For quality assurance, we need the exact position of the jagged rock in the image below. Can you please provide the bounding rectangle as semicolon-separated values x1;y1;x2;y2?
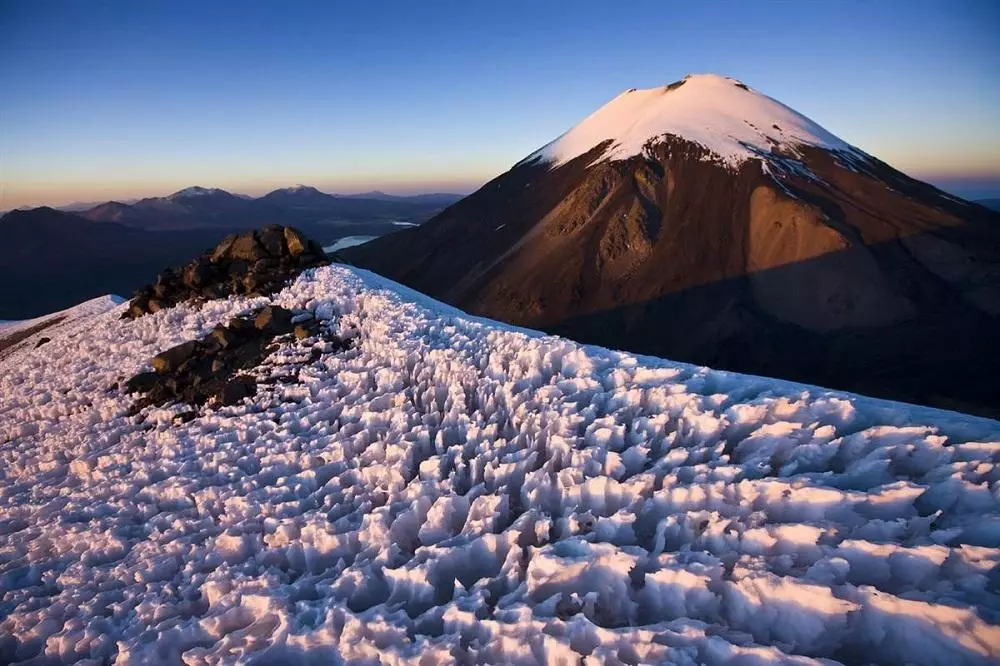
152;341;199;374
217;377;256;406
255;305;294;333
209;326;240;348
125;371;159;394
229;234;265;262
126;305;348;412
183;258;213;288
283;227;308;256
257;225;286;256
123;225;328;319
211;234;237;263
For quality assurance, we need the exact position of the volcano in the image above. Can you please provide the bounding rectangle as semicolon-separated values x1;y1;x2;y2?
345;74;1000;415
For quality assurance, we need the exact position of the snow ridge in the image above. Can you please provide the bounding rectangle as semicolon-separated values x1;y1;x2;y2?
0;266;998;665
527;73;857;169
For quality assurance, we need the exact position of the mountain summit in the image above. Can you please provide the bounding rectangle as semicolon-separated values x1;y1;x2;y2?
526;73;855;169
345;74;1000;414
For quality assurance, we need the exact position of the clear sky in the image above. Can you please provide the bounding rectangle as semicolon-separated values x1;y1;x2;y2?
1;0;998;208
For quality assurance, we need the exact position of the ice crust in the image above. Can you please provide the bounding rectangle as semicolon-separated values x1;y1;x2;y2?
0;265;998;665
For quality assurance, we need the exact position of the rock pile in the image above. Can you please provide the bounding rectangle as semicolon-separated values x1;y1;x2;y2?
123;225;328;319
124;304;348;411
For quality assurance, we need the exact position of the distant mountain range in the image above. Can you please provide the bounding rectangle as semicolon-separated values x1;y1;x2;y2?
346;74;1000;415
74;185;463;231
0;187;462;318
977;198;1000;212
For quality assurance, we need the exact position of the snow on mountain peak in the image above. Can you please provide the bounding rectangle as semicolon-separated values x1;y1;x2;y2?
528;73;855;168
169;186;225;199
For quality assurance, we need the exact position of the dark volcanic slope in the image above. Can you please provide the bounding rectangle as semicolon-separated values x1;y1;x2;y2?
345;78;1000;415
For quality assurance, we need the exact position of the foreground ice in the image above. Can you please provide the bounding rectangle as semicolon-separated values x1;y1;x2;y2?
0;265;998;665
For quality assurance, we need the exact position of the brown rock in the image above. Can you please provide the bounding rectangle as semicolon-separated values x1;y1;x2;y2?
217;377;256;406
257;226;286;256
229;233;265;262
124;226;328;319
125;371;159;393
211;234;238;262
183;258;213;288
254;305;293;333
306;240;327;262
152;340;199;374
283;227;308;256
210;326;239;348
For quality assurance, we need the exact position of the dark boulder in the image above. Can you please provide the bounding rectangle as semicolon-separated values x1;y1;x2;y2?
125;305;352;413
151;340;199;374
257;225;287;257
211;234;238;263
283;227;308;256
123;226;327;319
183;258;213;288
125;371;159;394
218;377;257;406
254;305;294;334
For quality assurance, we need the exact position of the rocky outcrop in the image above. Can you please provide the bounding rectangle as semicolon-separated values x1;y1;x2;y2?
125;304;349;411
123;225;327;319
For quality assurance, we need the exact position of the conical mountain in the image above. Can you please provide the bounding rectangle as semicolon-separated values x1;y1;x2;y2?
345;74;1000;414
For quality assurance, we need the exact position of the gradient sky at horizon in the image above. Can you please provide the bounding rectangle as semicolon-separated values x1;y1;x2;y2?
2;0;998;208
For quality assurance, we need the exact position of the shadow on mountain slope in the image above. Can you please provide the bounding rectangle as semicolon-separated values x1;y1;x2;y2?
545;233;1000;418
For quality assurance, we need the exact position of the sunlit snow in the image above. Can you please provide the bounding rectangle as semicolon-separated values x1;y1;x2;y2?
527;73;858;169
0;265;998;665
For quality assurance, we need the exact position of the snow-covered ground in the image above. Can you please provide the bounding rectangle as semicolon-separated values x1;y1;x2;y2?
527;73;859;169
0;295;125;358
0;265;998;665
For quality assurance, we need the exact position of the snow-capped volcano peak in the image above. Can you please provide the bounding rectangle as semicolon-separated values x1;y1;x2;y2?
168;186;227;199
528;73;855;168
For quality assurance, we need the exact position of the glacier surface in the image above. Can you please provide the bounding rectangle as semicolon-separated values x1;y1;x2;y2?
0;265;998;665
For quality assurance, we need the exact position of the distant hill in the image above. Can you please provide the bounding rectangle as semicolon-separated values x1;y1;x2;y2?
976;198;1000;212
342;191;465;205
1;185;458;318
0;207;232;319
77;185;457;231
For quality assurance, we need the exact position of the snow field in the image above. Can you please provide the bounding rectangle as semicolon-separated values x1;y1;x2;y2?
527;73;861;171
0;265;998;664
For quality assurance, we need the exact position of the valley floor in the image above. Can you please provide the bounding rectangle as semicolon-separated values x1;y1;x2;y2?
0;265;998;664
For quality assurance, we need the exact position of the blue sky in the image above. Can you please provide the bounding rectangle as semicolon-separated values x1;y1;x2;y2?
1;0;998;207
